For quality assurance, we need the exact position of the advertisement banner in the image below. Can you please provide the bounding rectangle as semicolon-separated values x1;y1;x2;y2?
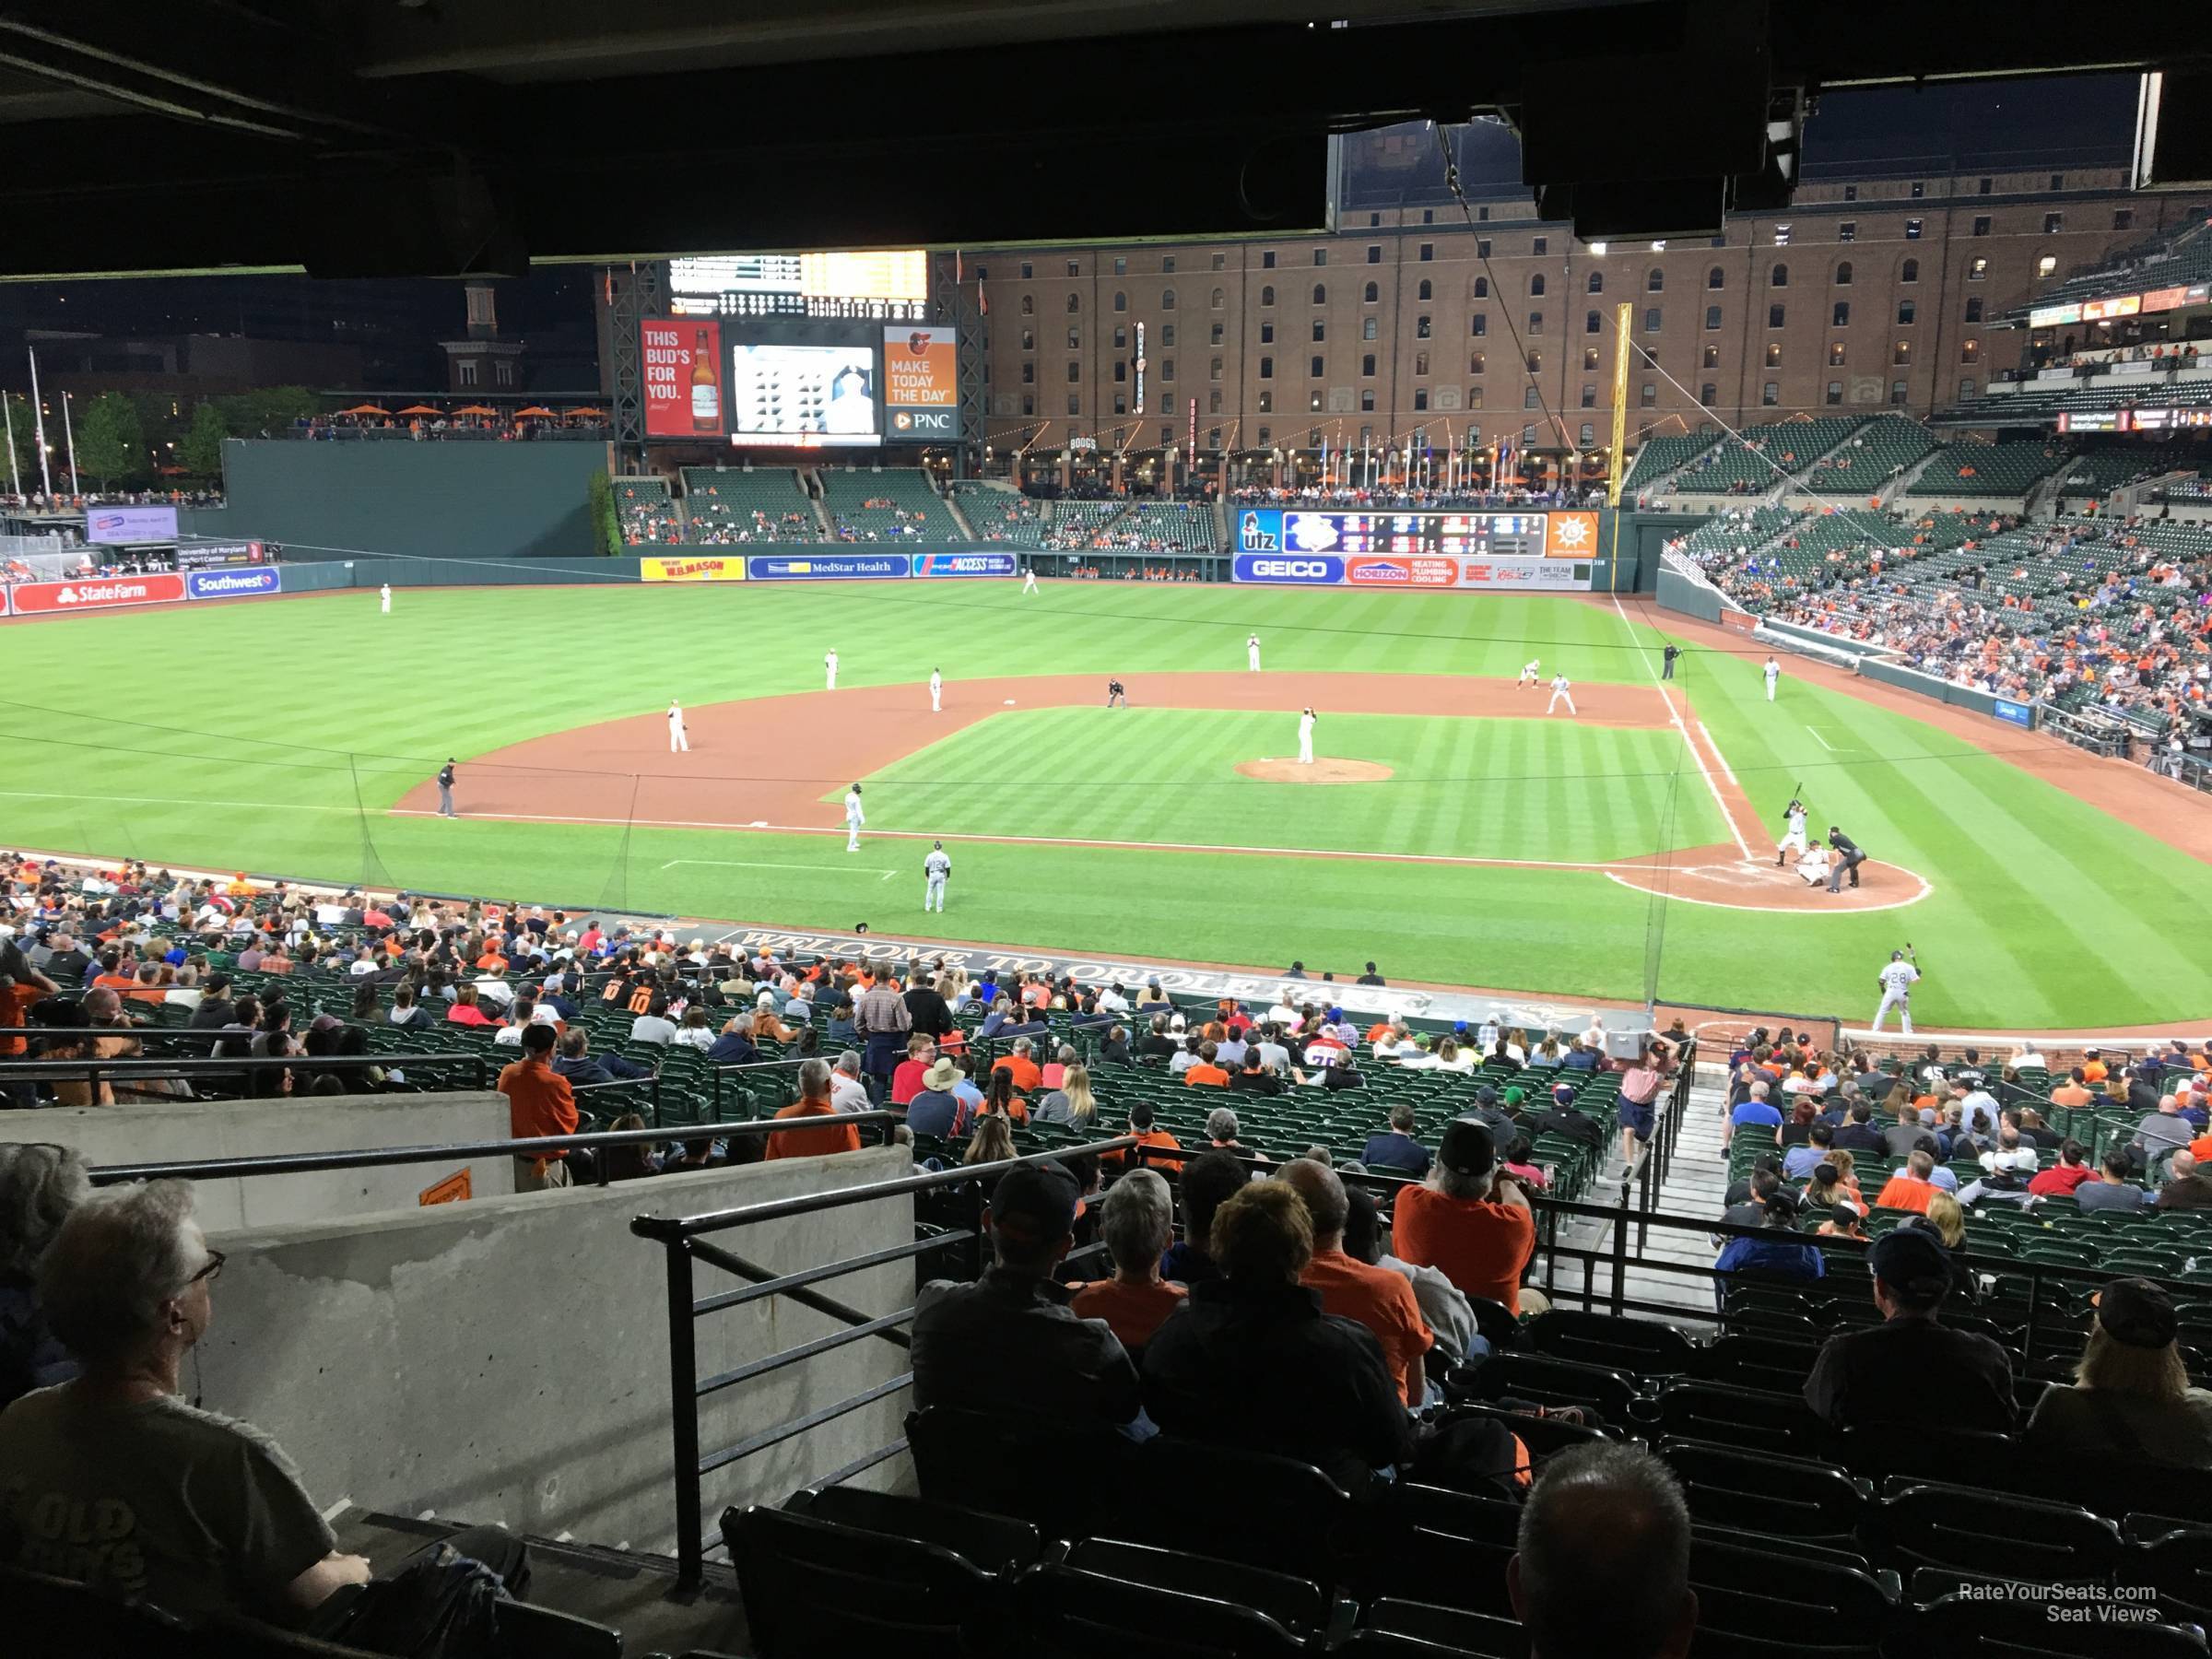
9;573;188;613
86;505;179;546
1346;556;1461;587
187;568;282;600
746;553;909;582
912;551;1017;579
2029;301;2084;329
1545;511;1599;558
641;317;724;439
639;556;745;582
176;540;267;571
883;325;959;441
1232;552;1345;584
1992;698;2036;729
1455;559;1593;591
2081;295;2142;322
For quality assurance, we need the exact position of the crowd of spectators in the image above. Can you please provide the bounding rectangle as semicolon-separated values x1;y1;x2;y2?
1228;480;1604;510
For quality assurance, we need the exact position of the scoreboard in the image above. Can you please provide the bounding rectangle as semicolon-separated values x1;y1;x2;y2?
1239;509;1557;559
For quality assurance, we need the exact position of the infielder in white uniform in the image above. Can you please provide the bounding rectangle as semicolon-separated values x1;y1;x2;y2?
1248;634;1262;672
667;700;689;753
1547;672;1576;715
1763;656;1781;702
380;582;392;614
929;668;942;712
1022;568;1040;594
1518;658;1540;689
1872;949;1920;1034
843;783;865;851
1774;797;1808;866
1297;707;1316;765
924;841;951;911
825;649;839;691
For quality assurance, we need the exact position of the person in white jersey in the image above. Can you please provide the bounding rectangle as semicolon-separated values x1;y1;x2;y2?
1547;671;1576;715
1519;657;1541;689
1795;841;1830;888
1248;633;1263;672
924;841;952;912
1872;949;1921;1035
1764;655;1781;702
667;700;689;753
825;649;839;690
929;667;943;712
843;783;865;852
1774;797;1808;867
1022;567;1040;594
380;582;392;614
1297;707;1316;765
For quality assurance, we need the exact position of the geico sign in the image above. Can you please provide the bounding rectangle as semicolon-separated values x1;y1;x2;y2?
1233;553;1344;583
9;573;188;613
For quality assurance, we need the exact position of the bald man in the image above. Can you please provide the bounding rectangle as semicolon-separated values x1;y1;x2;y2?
1510;1443;1698;1659
1277;1159;1434;1407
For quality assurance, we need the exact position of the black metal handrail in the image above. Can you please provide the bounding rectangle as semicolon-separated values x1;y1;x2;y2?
88;1112;901;1185
631;1132;1146;1583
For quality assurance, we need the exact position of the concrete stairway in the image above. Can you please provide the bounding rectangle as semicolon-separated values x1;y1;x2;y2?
1620;1075;1734;1327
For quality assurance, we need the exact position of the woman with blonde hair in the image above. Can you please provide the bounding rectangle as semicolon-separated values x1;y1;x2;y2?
1036;1063;1098;1127
2024;1278;2212;1465
1923;1190;1967;1250
964;1112;1017;1168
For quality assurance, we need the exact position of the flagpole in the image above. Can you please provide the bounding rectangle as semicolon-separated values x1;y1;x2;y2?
61;390;80;497
27;347;52;497
2;390;17;497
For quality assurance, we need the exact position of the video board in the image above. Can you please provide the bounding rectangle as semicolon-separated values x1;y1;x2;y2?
670;251;928;319
1235;508;1589;560
728;344;878;448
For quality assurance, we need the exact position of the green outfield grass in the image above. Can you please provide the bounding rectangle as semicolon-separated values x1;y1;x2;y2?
846;707;1727;863
0;578;2207;1029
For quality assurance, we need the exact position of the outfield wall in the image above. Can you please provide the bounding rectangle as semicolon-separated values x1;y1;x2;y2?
188;440;613;562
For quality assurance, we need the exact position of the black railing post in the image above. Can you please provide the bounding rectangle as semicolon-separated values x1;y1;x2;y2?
664;1239;706;1589
1608;1186;1630;1318
651;1071;664;1130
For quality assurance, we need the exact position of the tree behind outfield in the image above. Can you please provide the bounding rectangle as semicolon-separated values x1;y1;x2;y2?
213;385;321;436
75;391;147;488
181;402;229;477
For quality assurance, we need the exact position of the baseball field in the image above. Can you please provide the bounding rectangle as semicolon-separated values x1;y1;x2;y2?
3;577;2207;1031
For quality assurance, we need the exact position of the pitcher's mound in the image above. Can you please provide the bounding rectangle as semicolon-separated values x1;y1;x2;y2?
1237;757;1394;785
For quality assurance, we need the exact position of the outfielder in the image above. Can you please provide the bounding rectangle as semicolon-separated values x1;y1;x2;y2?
1763;655;1780;702
1547;671;1576;715
1248;633;1263;672
667;699;689;753
1774;797;1808;866
924;841;951;911
1872;948;1920;1034
380;582;392;615
1022;567;1040;594
1518;657;1541;689
825;649;839;690
929;668;942;712
843;783;865;851
1297;707;1316;765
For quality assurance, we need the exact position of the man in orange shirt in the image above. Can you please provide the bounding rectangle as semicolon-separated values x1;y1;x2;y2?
499;1022;578;1192
1873;1149;1940;1214
992;1036;1042;1094
1279;1159;1434;1406
1183;1041;1230;1088
765;1058;865;1161
1104;1101;1184;1173
1069;1169;1189;1350
2080;1049;2109;1086
1393;1120;1541;1317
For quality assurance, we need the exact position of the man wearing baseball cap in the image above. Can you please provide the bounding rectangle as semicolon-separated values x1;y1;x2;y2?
1392;1119;1542;1317
1803;1226;2014;1433
2022;1278;2212;1465
911;1159;1142;1430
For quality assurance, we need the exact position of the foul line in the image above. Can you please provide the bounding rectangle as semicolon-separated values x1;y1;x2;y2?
1611;594;1754;860
661;858;898;879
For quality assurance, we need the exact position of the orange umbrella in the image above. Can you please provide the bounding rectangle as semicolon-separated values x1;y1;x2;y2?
396;404;442;417
562;407;605;418
451;405;500;418
512;406;558;418
337;404;389;417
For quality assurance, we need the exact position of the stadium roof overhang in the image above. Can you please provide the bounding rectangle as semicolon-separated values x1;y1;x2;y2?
4;0;2210;279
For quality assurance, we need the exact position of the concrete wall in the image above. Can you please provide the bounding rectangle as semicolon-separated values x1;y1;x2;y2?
199;1145;913;1554
0;1092;513;1230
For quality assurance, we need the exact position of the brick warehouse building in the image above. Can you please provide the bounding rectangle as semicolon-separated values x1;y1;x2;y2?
972;137;2202;484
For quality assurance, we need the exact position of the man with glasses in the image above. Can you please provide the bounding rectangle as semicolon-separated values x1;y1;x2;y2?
0;1180;528;1622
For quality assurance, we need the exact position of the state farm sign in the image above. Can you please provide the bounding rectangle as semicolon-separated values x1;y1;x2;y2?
7;573;188;614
